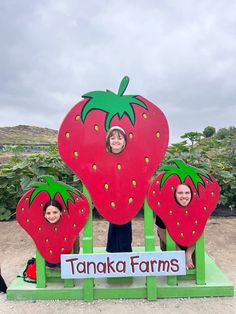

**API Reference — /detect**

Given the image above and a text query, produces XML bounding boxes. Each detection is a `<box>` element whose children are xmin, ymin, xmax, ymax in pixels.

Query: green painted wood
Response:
<box><xmin>195</xmin><ymin>233</ymin><xmax>205</xmax><ymax>285</ymax></box>
<box><xmin>7</xmin><ymin>252</ymin><xmax>234</xmax><ymax>300</ymax></box>
<box><xmin>36</xmin><ymin>250</ymin><xmax>46</xmax><ymax>288</ymax></box>
<box><xmin>144</xmin><ymin>198</ymin><xmax>157</xmax><ymax>300</ymax></box>
<box><xmin>82</xmin><ymin>185</ymin><xmax>94</xmax><ymax>301</ymax></box>
<box><xmin>166</xmin><ymin>231</ymin><xmax>178</xmax><ymax>286</ymax></box>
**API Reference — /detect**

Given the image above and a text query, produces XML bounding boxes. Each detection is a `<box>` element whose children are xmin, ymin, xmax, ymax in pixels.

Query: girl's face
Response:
<box><xmin>109</xmin><ymin>131</ymin><xmax>126</xmax><ymax>154</ymax></box>
<box><xmin>175</xmin><ymin>184</ymin><xmax>192</xmax><ymax>207</ymax></box>
<box><xmin>44</xmin><ymin>205</ymin><xmax>61</xmax><ymax>224</ymax></box>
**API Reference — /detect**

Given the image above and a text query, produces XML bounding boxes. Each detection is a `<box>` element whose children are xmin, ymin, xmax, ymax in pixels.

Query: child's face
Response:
<box><xmin>175</xmin><ymin>184</ymin><xmax>192</xmax><ymax>207</ymax></box>
<box><xmin>109</xmin><ymin>131</ymin><xmax>126</xmax><ymax>154</ymax></box>
<box><xmin>44</xmin><ymin>205</ymin><xmax>61</xmax><ymax>224</ymax></box>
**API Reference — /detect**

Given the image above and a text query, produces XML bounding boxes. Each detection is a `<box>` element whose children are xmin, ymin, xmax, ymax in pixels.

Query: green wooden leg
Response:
<box><xmin>82</xmin><ymin>185</ymin><xmax>94</xmax><ymax>301</ymax></box>
<box><xmin>36</xmin><ymin>250</ymin><xmax>46</xmax><ymax>288</ymax></box>
<box><xmin>144</xmin><ymin>198</ymin><xmax>157</xmax><ymax>300</ymax></box>
<box><xmin>166</xmin><ymin>232</ymin><xmax>178</xmax><ymax>286</ymax></box>
<box><xmin>195</xmin><ymin>233</ymin><xmax>205</xmax><ymax>285</ymax></box>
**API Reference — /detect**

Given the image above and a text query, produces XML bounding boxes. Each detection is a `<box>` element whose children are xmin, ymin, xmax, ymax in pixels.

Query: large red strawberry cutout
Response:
<box><xmin>58</xmin><ymin>77</ymin><xmax>169</xmax><ymax>224</ymax></box>
<box><xmin>147</xmin><ymin>159</ymin><xmax>220</xmax><ymax>247</ymax></box>
<box><xmin>16</xmin><ymin>176</ymin><xmax>90</xmax><ymax>263</ymax></box>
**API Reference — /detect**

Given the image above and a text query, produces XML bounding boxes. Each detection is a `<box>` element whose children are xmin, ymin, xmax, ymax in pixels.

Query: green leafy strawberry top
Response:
<box><xmin>29</xmin><ymin>176</ymin><xmax>81</xmax><ymax>208</ymax></box>
<box><xmin>159</xmin><ymin>159</ymin><xmax>212</xmax><ymax>194</ymax></box>
<box><xmin>81</xmin><ymin>76</ymin><xmax>148</xmax><ymax>131</ymax></box>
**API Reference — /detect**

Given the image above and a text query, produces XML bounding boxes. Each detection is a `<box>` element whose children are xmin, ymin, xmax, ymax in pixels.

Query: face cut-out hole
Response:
<box><xmin>175</xmin><ymin>184</ymin><xmax>192</xmax><ymax>207</ymax></box>
<box><xmin>106</xmin><ymin>127</ymin><xmax>127</xmax><ymax>155</ymax></box>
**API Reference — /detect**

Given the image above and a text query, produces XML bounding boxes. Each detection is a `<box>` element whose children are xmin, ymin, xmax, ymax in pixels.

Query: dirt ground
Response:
<box><xmin>0</xmin><ymin>217</ymin><xmax>235</xmax><ymax>314</ymax></box>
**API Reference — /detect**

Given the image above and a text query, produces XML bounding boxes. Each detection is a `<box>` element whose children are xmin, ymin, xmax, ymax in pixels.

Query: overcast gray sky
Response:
<box><xmin>1</xmin><ymin>0</ymin><xmax>236</xmax><ymax>144</ymax></box>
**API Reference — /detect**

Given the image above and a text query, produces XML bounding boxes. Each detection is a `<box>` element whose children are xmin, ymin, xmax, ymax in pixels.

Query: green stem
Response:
<box><xmin>118</xmin><ymin>76</ymin><xmax>129</xmax><ymax>96</ymax></box>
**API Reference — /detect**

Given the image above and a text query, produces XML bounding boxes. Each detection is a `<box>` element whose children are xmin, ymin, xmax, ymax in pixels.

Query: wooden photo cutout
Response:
<box><xmin>16</xmin><ymin>176</ymin><xmax>90</xmax><ymax>263</ymax></box>
<box><xmin>147</xmin><ymin>159</ymin><xmax>220</xmax><ymax>247</ymax></box>
<box><xmin>58</xmin><ymin>76</ymin><xmax>169</xmax><ymax>224</ymax></box>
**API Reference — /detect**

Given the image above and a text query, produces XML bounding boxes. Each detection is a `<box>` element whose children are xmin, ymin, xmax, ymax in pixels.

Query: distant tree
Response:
<box><xmin>203</xmin><ymin>126</ymin><xmax>216</xmax><ymax>138</ymax></box>
<box><xmin>168</xmin><ymin>141</ymin><xmax>189</xmax><ymax>155</ymax></box>
<box><xmin>180</xmin><ymin>131</ymin><xmax>203</xmax><ymax>149</ymax></box>
<box><xmin>215</xmin><ymin>128</ymin><xmax>229</xmax><ymax>140</ymax></box>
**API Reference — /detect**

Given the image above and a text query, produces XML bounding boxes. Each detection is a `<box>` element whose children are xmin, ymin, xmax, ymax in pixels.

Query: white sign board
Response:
<box><xmin>61</xmin><ymin>251</ymin><xmax>186</xmax><ymax>279</ymax></box>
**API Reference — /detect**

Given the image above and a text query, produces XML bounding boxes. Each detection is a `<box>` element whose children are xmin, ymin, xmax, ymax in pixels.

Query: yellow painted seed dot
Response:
<box><xmin>73</xmin><ymin>223</ymin><xmax>76</xmax><ymax>228</ymax></box>
<box><xmin>152</xmin><ymin>190</ymin><xmax>156</xmax><ymax>195</ymax></box>
<box><xmin>65</xmin><ymin>132</ymin><xmax>70</xmax><ymax>139</ymax></box>
<box><xmin>132</xmin><ymin>180</ymin><xmax>137</xmax><ymax>187</ymax></box>
<box><xmin>211</xmin><ymin>192</ymin><xmax>215</xmax><ymax>196</ymax></box>
<box><xmin>25</xmin><ymin>197</ymin><xmax>29</xmax><ymax>201</ymax></box>
<box><xmin>40</xmin><ymin>203</ymin><xmax>44</xmax><ymax>208</ymax></box>
<box><xmin>203</xmin><ymin>206</ymin><xmax>207</xmax><ymax>211</ymax></box>
<box><xmin>194</xmin><ymin>192</ymin><xmax>197</xmax><ymax>196</ymax></box>
<box><xmin>176</xmin><ymin>221</ymin><xmax>180</xmax><ymax>227</ymax></box>
<box><xmin>74</xmin><ymin>151</ymin><xmax>79</xmax><ymax>157</ymax></box>
<box><xmin>206</xmin><ymin>180</ymin><xmax>209</xmax><ymax>184</ymax></box>
<box><xmin>156</xmin><ymin>180</ymin><xmax>160</xmax><ymax>185</ymax></box>
<box><xmin>94</xmin><ymin>124</ymin><xmax>99</xmax><ymax>131</ymax></box>
<box><xmin>38</xmin><ymin>227</ymin><xmax>42</xmax><ymax>231</ymax></box>
<box><xmin>64</xmin><ymin>237</ymin><xmax>67</xmax><ymax>241</ymax></box>
<box><xmin>111</xmin><ymin>202</ymin><xmax>116</xmax><ymax>208</ymax></box>
<box><xmin>145</xmin><ymin>157</ymin><xmax>150</xmax><ymax>164</ymax></box>
<box><xmin>142</xmin><ymin>113</ymin><xmax>148</xmax><ymax>119</ymax></box>
<box><xmin>92</xmin><ymin>164</ymin><xmax>97</xmax><ymax>171</ymax></box>
<box><xmin>45</xmin><ymin>239</ymin><xmax>49</xmax><ymax>243</ymax></box>
<box><xmin>75</xmin><ymin>115</ymin><xmax>80</xmax><ymax>120</ymax></box>
<box><xmin>171</xmin><ymin>186</ymin><xmax>175</xmax><ymax>191</ymax></box>
<box><xmin>128</xmin><ymin>197</ymin><xmax>133</xmax><ymax>204</ymax></box>
<box><xmin>157</xmin><ymin>201</ymin><xmax>161</xmax><ymax>206</ymax></box>
<box><xmin>185</xmin><ymin>210</ymin><xmax>189</xmax><ymax>215</ymax></box>
<box><xmin>21</xmin><ymin>207</ymin><xmax>25</xmax><ymax>212</ymax></box>
<box><xmin>169</xmin><ymin>210</ymin><xmax>173</xmax><ymax>215</ymax></box>
<box><xmin>63</xmin><ymin>209</ymin><xmax>66</xmax><ymax>213</ymax></box>
<box><xmin>54</xmin><ymin>227</ymin><xmax>58</xmax><ymax>232</ymax></box>
<box><xmin>76</xmin><ymin>198</ymin><xmax>79</xmax><ymax>202</ymax></box>
<box><xmin>180</xmin><ymin>232</ymin><xmax>184</xmax><ymax>237</ymax></box>
<box><xmin>117</xmin><ymin>164</ymin><xmax>122</xmax><ymax>171</ymax></box>
<box><xmin>192</xmin><ymin>230</ymin><xmax>196</xmax><ymax>235</ymax></box>
<box><xmin>80</xmin><ymin>208</ymin><xmax>84</xmax><ymax>214</ymax></box>
<box><xmin>156</xmin><ymin>131</ymin><xmax>160</xmax><ymax>138</ymax></box>
<box><xmin>195</xmin><ymin>220</ymin><xmax>198</xmax><ymax>224</ymax></box>
<box><xmin>49</xmin><ymin>250</ymin><xmax>53</xmax><ymax>254</ymax></box>
<box><xmin>129</xmin><ymin>133</ymin><xmax>133</xmax><ymax>139</ymax></box>
<box><xmin>104</xmin><ymin>183</ymin><xmax>109</xmax><ymax>190</ymax></box>
<box><xmin>26</xmin><ymin>218</ymin><xmax>30</xmax><ymax>223</ymax></box>
<box><xmin>61</xmin><ymin>248</ymin><xmax>64</xmax><ymax>252</ymax></box>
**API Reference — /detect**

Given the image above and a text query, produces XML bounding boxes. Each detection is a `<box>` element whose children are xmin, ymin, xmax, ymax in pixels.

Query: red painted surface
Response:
<box><xmin>16</xmin><ymin>189</ymin><xmax>90</xmax><ymax>263</ymax></box>
<box><xmin>58</xmin><ymin>95</ymin><xmax>169</xmax><ymax>224</ymax></box>
<box><xmin>147</xmin><ymin>171</ymin><xmax>220</xmax><ymax>246</ymax></box>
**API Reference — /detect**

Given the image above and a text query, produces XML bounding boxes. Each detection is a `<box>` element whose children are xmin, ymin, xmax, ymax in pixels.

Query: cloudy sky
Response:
<box><xmin>1</xmin><ymin>0</ymin><xmax>236</xmax><ymax>144</ymax></box>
